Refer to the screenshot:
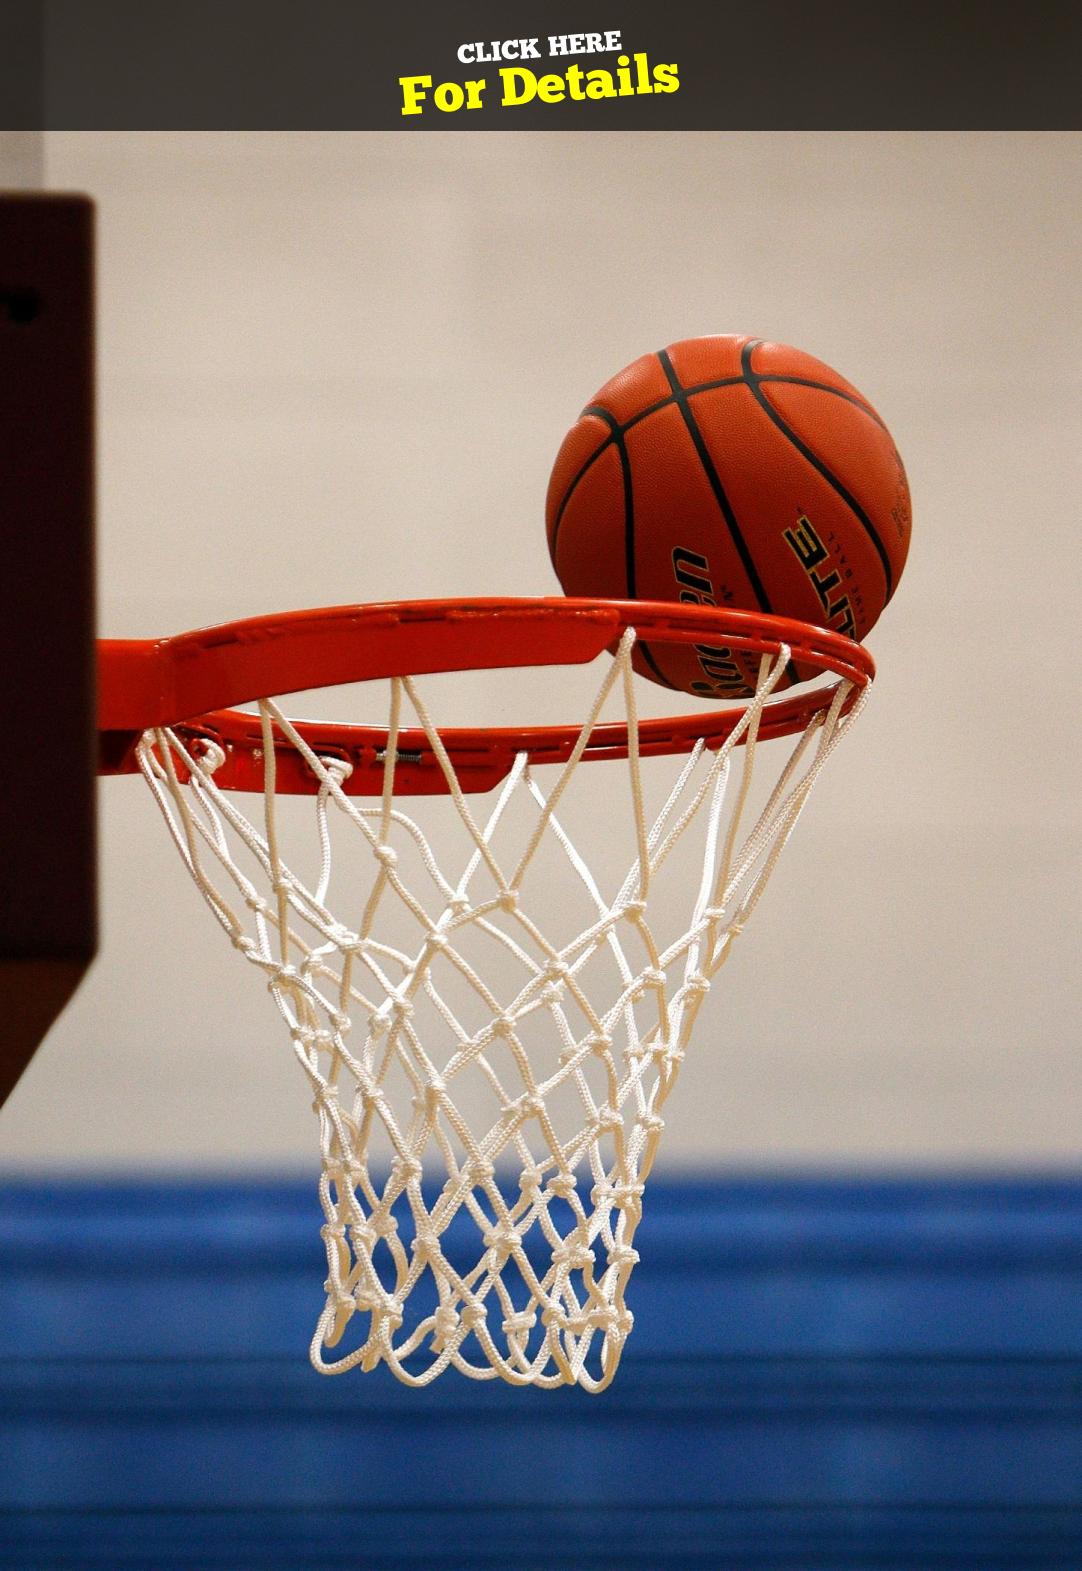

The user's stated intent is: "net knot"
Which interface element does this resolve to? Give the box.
[318,755,353,785]
[270,962,299,990]
[411,1228,440,1264]
[309,1028,341,1055]
[482,1223,519,1265]
[391,1155,423,1184]
[606,1243,640,1271]
[466,1157,495,1186]
[587,1031,613,1058]
[640,1112,665,1135]
[432,1305,460,1350]
[194,739,226,774]
[350,1283,384,1313]
[518,1165,544,1203]
[447,892,471,915]
[593,1103,622,1137]
[544,959,570,983]
[415,1078,446,1117]
[685,971,710,997]
[632,1038,678,1066]
[546,1303,633,1339]
[591,1178,643,1215]
[608,1308,635,1343]
[496,888,518,913]
[552,1239,595,1272]
[389,993,413,1021]
[502,1309,537,1339]
[542,1303,613,1336]
[374,843,398,869]
[546,1171,577,1201]
[623,899,648,923]
[423,930,449,953]
[349,1221,379,1253]
[635,967,666,995]
[514,1093,545,1123]
[371,1298,404,1334]
[325,922,359,951]
[460,1300,487,1332]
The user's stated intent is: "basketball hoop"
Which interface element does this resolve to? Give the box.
[97,597,873,1390]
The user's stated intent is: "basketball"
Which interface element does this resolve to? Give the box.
[546,335,911,697]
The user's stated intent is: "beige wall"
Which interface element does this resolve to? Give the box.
[2,131,1079,1167]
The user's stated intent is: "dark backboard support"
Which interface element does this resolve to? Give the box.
[0,194,96,1107]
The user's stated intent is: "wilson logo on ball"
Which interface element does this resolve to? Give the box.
[669,548,747,699]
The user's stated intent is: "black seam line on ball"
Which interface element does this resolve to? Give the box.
[583,406,678,690]
[580,406,637,596]
[657,349,801,690]
[754,375,888,432]
[552,373,884,564]
[549,406,624,567]
[619,374,884,439]
[553,379,749,556]
[741,340,895,601]
[636,642,678,688]
[599,374,882,446]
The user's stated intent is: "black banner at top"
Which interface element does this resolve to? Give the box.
[1,0,1079,130]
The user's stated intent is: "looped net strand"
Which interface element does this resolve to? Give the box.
[135,631,865,1390]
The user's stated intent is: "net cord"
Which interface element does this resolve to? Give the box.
[135,630,864,1389]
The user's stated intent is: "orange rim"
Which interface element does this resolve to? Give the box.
[97,597,874,794]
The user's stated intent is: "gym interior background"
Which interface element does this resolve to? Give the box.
[2,130,1079,1569]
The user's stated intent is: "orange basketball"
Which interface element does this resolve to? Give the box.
[546,335,911,697]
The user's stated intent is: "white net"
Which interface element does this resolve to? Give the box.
[136,630,865,1390]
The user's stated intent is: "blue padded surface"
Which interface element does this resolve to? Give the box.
[2,1175,1081,1568]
